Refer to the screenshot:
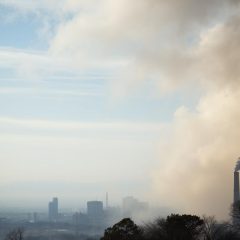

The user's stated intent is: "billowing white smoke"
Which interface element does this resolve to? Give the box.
[150,11,240,219]
[48,0,240,219]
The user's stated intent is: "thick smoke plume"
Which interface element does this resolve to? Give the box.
[48,0,240,219]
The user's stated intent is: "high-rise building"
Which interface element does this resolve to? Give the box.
[234,159,240,203]
[48,197,58,221]
[87,201,103,217]
[87,201,104,226]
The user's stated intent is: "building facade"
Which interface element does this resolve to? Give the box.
[48,197,58,221]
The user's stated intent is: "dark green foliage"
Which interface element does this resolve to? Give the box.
[144,214,204,240]
[165,214,204,240]
[100,218,143,240]
[143,218,167,240]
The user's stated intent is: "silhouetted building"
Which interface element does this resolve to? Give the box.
[87,201,103,217]
[87,201,104,226]
[49,197,58,221]
[234,158,240,203]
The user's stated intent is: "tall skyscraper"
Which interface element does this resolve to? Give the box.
[48,197,58,221]
[234,159,240,203]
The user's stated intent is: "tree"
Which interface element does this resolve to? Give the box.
[165,214,204,240]
[196,216,240,240]
[5,228,24,240]
[143,218,167,240]
[230,200,240,229]
[144,214,204,240]
[100,218,143,240]
[202,216,218,240]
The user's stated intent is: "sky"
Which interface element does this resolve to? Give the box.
[0,0,240,219]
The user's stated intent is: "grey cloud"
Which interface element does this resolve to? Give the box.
[196,15,240,89]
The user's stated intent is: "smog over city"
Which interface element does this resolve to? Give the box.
[1,1,240,240]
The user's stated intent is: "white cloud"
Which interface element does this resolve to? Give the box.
[0,47,61,79]
[0,116,164,133]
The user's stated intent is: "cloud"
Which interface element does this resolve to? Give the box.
[0,116,164,134]
[47,0,239,93]
[2,0,239,91]
[0,47,70,80]
[196,15,240,89]
[0,0,100,17]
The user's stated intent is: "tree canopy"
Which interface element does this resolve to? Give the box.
[144,214,204,240]
[100,218,142,240]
